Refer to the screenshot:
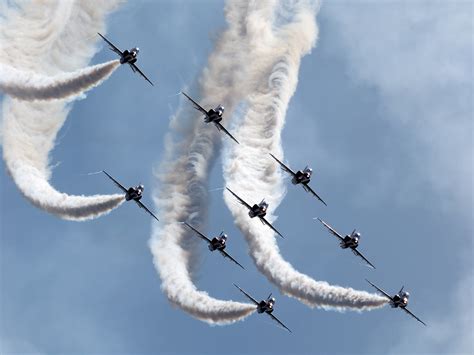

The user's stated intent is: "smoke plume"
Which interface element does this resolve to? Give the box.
[0,0,125,220]
[0,60,120,101]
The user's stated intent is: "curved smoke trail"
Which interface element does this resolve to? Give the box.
[149,1,281,324]
[0,60,120,101]
[0,0,125,220]
[222,2,388,310]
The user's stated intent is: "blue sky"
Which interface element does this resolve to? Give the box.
[1,0,472,354]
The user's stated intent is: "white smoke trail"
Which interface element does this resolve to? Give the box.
[0,60,120,101]
[222,2,388,310]
[0,0,125,220]
[149,1,281,324]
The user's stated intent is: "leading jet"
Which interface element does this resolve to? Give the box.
[234,284,292,333]
[98,33,154,86]
[317,218,375,269]
[226,187,284,238]
[102,171,159,222]
[181,92,239,144]
[183,222,245,270]
[366,279,427,326]
[270,153,327,206]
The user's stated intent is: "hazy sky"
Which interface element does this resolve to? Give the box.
[1,0,472,354]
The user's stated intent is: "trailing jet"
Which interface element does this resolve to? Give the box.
[98,33,154,86]
[366,279,427,326]
[226,187,284,238]
[270,153,326,206]
[317,218,375,269]
[234,284,292,333]
[183,222,245,270]
[181,92,239,144]
[102,170,159,222]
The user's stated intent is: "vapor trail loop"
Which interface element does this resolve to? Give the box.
[222,2,388,311]
[0,0,124,220]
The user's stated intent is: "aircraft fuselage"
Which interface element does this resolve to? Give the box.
[340,234,359,249]
[292,169,312,185]
[120,49,138,65]
[257,299,275,314]
[390,293,409,308]
[208,236,227,252]
[205,107,224,123]
[249,203,267,218]
[125,186,144,201]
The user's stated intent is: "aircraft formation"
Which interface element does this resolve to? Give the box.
[96,33,426,332]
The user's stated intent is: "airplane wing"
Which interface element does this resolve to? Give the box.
[102,170,128,194]
[303,184,327,206]
[214,122,240,144]
[183,222,212,244]
[181,92,209,116]
[317,218,344,242]
[97,33,123,56]
[351,248,376,269]
[365,279,393,301]
[130,63,154,86]
[233,284,259,306]
[260,216,284,239]
[219,250,245,270]
[225,188,252,211]
[269,153,296,177]
[268,313,292,333]
[134,200,159,222]
[402,307,427,326]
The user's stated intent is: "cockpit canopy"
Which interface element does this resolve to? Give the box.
[216,105,224,115]
[220,234,228,241]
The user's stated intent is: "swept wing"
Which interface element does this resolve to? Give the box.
[102,170,128,194]
[351,249,376,269]
[402,307,427,326]
[317,218,345,243]
[130,63,154,86]
[260,216,284,239]
[268,313,292,333]
[269,153,296,177]
[183,222,212,244]
[98,33,123,56]
[303,184,327,206]
[233,284,259,305]
[219,250,245,270]
[226,188,252,210]
[135,200,159,222]
[214,122,239,144]
[365,279,393,301]
[181,91,209,117]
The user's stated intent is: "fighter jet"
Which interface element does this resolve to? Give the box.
[234,284,292,333]
[226,187,284,238]
[270,153,327,206]
[102,170,159,222]
[98,33,154,86]
[317,218,375,269]
[183,222,245,270]
[366,279,427,326]
[181,92,239,144]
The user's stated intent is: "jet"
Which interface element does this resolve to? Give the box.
[98,33,154,86]
[226,187,284,238]
[181,91,239,144]
[366,279,427,326]
[270,153,327,206]
[102,170,159,222]
[234,284,292,333]
[183,222,245,270]
[317,218,375,269]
